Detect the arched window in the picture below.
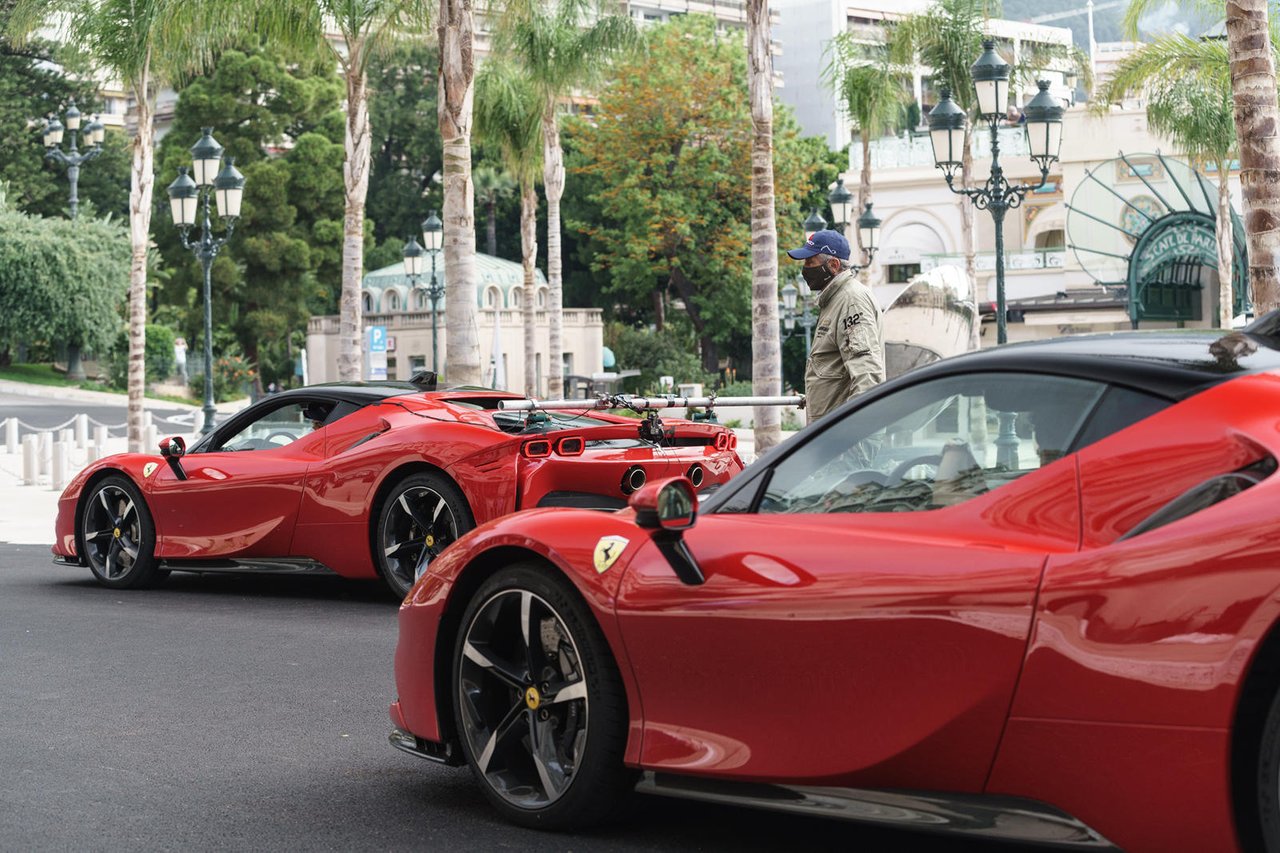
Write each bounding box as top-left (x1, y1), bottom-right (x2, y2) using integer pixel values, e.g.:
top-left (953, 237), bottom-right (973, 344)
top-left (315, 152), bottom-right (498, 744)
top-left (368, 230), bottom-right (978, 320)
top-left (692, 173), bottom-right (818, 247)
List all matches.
top-left (385, 290), bottom-right (400, 311)
top-left (1035, 228), bottom-right (1066, 250)
top-left (536, 288), bottom-right (547, 308)
top-left (511, 288), bottom-right (522, 308)
top-left (485, 286), bottom-right (501, 309)
top-left (416, 289), bottom-right (429, 310)
top-left (362, 292), bottom-right (374, 313)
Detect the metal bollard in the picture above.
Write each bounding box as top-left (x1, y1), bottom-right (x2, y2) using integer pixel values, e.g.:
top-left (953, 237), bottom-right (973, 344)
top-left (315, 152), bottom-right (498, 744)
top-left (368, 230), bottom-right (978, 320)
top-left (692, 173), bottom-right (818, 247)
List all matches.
top-left (51, 441), bottom-right (68, 491)
top-left (75, 414), bottom-right (88, 449)
top-left (94, 425), bottom-right (109, 451)
top-left (22, 435), bottom-right (38, 485)
top-left (4, 418), bottom-right (16, 454)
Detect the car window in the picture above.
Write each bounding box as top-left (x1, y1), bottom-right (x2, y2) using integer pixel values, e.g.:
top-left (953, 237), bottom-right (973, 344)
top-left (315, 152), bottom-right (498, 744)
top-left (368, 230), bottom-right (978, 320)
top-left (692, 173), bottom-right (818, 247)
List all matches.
top-left (213, 401), bottom-right (333, 452)
top-left (1069, 385), bottom-right (1169, 452)
top-left (757, 373), bottom-right (1108, 515)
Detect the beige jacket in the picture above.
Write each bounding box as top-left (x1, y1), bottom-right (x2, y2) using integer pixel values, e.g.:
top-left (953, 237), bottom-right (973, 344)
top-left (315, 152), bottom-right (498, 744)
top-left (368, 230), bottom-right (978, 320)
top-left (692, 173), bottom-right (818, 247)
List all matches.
top-left (803, 269), bottom-right (885, 421)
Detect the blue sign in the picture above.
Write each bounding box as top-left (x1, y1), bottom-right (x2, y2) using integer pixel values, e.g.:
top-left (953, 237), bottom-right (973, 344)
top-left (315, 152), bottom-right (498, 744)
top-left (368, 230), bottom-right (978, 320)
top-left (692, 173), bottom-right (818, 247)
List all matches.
top-left (368, 325), bottom-right (388, 353)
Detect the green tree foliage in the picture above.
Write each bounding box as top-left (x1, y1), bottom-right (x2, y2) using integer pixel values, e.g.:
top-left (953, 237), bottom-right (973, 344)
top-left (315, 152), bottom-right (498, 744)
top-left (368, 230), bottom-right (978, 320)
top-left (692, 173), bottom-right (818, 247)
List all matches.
top-left (566, 14), bottom-right (826, 376)
top-left (153, 45), bottom-right (346, 389)
top-left (604, 321), bottom-right (714, 393)
top-left (367, 39), bottom-right (443, 254)
top-left (0, 205), bottom-right (127, 362)
top-left (0, 7), bottom-right (129, 218)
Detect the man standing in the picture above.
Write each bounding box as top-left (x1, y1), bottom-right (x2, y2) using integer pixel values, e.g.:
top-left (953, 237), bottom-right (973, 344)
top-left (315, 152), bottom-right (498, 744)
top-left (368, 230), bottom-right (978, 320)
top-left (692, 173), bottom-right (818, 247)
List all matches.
top-left (786, 229), bottom-right (885, 421)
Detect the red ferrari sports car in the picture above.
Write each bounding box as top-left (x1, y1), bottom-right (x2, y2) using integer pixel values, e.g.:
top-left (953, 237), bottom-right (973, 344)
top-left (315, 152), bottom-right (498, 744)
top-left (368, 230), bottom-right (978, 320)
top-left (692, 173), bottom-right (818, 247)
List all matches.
top-left (51, 379), bottom-right (742, 598)
top-left (390, 321), bottom-right (1280, 852)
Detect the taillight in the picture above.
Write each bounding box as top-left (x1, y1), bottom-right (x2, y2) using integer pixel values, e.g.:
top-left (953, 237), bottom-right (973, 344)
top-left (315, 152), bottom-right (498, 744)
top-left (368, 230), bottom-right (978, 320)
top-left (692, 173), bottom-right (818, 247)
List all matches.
top-left (728, 434), bottom-right (738, 450)
top-left (556, 436), bottom-right (584, 456)
top-left (522, 439), bottom-right (551, 458)
top-left (714, 432), bottom-right (729, 451)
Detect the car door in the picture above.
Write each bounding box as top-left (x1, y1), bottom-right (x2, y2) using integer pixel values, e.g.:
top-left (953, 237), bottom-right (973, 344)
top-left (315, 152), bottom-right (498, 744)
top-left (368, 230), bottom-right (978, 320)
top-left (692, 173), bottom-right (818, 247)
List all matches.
top-left (614, 371), bottom-right (1106, 792)
top-left (148, 398), bottom-right (333, 559)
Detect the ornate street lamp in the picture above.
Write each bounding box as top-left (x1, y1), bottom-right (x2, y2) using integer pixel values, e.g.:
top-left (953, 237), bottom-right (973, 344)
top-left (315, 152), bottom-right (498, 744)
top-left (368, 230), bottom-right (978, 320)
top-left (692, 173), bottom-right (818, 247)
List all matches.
top-left (827, 178), bottom-right (854, 230)
top-left (418, 210), bottom-right (445, 374)
top-left (802, 208), bottom-right (827, 241)
top-left (927, 40), bottom-right (1065, 344)
top-left (42, 98), bottom-right (104, 221)
top-left (779, 278), bottom-right (818, 352)
top-left (167, 128), bottom-right (244, 436)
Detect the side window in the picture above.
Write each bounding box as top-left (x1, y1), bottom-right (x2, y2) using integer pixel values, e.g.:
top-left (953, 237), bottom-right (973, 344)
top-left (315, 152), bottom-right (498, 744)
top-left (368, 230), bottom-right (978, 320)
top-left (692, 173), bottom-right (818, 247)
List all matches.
top-left (213, 401), bottom-right (334, 452)
top-left (757, 373), bottom-right (1107, 515)
top-left (1070, 385), bottom-right (1169, 452)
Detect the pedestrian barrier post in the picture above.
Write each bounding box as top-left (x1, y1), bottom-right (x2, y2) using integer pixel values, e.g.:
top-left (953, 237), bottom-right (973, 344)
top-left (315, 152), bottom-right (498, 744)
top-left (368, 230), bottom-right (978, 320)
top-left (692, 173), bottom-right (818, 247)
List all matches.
top-left (75, 414), bottom-right (88, 449)
top-left (38, 431), bottom-right (51, 475)
top-left (144, 424), bottom-right (158, 453)
top-left (4, 418), bottom-right (16, 454)
top-left (94, 425), bottom-right (108, 450)
top-left (51, 441), bottom-right (68, 491)
top-left (22, 435), bottom-right (38, 485)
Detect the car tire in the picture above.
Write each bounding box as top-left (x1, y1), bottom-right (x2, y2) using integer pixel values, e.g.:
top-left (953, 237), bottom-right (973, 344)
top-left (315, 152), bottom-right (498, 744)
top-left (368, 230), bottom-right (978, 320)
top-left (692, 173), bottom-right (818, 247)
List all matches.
top-left (375, 471), bottom-right (474, 600)
top-left (1258, 686), bottom-right (1280, 851)
top-left (451, 564), bottom-right (633, 829)
top-left (79, 474), bottom-right (167, 589)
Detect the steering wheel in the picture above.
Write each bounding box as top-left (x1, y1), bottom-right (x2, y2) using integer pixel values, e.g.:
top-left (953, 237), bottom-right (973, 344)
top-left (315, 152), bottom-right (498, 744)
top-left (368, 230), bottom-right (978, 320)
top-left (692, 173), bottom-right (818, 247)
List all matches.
top-left (264, 430), bottom-right (299, 446)
top-left (889, 454), bottom-right (942, 483)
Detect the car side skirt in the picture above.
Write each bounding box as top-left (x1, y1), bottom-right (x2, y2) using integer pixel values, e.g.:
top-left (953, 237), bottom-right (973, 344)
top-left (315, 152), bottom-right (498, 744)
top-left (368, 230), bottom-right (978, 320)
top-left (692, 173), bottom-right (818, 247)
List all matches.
top-left (635, 772), bottom-right (1117, 849)
top-left (156, 557), bottom-right (336, 575)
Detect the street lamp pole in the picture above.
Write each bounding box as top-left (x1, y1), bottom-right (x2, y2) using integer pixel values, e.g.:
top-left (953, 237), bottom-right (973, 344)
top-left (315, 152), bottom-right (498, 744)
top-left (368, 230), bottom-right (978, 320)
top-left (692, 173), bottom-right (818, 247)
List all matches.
top-left (42, 100), bottom-right (105, 221)
top-left (167, 128), bottom-right (245, 435)
top-left (420, 210), bottom-right (444, 375)
top-left (927, 41), bottom-right (1064, 345)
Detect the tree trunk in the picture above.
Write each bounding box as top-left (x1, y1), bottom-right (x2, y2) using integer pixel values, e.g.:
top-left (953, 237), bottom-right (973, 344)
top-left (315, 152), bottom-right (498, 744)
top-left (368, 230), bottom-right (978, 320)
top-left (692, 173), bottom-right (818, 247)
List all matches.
top-left (126, 65), bottom-right (155, 453)
top-left (961, 126), bottom-right (980, 351)
top-left (858, 127), bottom-right (873, 284)
top-left (652, 288), bottom-right (665, 331)
top-left (439, 0), bottom-right (481, 386)
top-left (1226, 0), bottom-right (1280, 314)
top-left (520, 176), bottom-right (538, 397)
top-left (747, 0), bottom-right (781, 454)
top-left (1217, 162), bottom-right (1236, 329)
top-left (339, 57), bottom-right (372, 382)
top-left (542, 101), bottom-right (565, 399)
top-left (486, 197), bottom-right (498, 257)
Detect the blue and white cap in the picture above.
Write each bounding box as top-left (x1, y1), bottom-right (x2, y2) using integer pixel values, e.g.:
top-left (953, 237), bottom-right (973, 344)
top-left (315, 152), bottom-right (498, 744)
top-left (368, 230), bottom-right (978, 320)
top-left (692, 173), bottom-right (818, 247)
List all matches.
top-left (786, 229), bottom-right (850, 261)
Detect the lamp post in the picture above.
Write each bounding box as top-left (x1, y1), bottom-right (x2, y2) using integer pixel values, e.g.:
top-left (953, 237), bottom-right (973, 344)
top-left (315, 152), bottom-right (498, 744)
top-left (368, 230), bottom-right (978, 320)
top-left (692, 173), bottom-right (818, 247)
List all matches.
top-left (927, 40), bottom-right (1064, 345)
top-left (167, 128), bottom-right (245, 435)
top-left (779, 278), bottom-right (818, 351)
top-left (803, 208), bottom-right (827, 240)
top-left (42, 99), bottom-right (105, 221)
top-left (418, 210), bottom-right (445, 374)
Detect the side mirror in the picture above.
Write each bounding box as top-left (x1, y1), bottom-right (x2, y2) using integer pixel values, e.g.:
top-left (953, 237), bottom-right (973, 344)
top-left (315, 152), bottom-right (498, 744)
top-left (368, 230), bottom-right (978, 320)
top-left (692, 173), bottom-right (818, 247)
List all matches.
top-left (631, 477), bottom-right (698, 530)
top-left (159, 435), bottom-right (188, 481)
top-left (630, 477), bottom-right (703, 585)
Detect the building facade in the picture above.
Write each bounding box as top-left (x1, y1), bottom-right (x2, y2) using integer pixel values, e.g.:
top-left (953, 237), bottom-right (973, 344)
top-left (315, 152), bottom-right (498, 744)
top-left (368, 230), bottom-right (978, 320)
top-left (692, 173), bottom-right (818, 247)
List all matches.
top-left (306, 253), bottom-right (605, 395)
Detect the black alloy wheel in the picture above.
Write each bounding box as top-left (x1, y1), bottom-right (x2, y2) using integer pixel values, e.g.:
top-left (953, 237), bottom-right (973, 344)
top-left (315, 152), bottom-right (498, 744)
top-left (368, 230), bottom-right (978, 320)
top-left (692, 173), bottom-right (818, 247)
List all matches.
top-left (79, 475), bottom-right (166, 589)
top-left (1257, 686), bottom-right (1280, 851)
top-left (376, 472), bottom-right (473, 599)
top-left (452, 565), bottom-right (632, 828)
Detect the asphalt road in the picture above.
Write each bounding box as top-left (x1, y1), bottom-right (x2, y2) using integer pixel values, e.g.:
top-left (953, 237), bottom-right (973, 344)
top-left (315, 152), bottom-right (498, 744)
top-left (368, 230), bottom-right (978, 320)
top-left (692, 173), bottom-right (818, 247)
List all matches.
top-left (1, 545), bottom-right (1005, 851)
top-left (0, 389), bottom-right (202, 436)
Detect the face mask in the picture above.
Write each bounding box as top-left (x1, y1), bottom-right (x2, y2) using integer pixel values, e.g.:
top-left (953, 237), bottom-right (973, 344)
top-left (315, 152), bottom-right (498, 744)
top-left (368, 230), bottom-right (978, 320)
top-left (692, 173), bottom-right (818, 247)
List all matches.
top-left (801, 263), bottom-right (836, 290)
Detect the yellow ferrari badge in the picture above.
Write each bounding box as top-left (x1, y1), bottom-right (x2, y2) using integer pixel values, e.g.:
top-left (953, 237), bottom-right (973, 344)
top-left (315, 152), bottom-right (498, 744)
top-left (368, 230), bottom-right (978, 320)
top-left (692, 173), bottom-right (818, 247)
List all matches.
top-left (593, 535), bottom-right (629, 574)
top-left (143, 462), bottom-right (158, 478)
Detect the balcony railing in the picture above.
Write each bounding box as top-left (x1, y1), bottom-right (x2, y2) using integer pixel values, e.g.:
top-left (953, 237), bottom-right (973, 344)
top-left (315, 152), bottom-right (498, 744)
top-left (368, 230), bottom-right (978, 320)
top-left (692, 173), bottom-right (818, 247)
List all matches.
top-left (850, 126), bottom-right (1031, 171)
top-left (920, 248), bottom-right (1066, 273)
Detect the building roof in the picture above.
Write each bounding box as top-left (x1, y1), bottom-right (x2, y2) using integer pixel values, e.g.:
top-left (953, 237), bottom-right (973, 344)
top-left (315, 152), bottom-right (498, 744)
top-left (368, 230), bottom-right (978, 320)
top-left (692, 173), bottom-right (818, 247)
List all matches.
top-left (362, 252), bottom-right (548, 309)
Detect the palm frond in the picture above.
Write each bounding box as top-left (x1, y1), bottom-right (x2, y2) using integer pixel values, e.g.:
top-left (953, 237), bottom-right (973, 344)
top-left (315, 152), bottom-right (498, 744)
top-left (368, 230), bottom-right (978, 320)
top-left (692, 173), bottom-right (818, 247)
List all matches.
top-left (1096, 33), bottom-right (1230, 108)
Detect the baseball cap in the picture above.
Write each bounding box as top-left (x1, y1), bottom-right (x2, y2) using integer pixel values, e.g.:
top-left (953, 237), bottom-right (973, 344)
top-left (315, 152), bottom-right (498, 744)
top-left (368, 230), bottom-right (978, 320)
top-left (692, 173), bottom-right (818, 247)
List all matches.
top-left (786, 229), bottom-right (850, 260)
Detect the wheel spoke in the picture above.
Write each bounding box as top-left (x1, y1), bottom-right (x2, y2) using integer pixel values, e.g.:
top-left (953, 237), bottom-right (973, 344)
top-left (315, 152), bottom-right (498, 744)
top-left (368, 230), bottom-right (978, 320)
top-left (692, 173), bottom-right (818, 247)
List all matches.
top-left (546, 679), bottom-right (586, 705)
top-left (118, 499), bottom-right (135, 524)
top-left (463, 640), bottom-right (526, 689)
top-left (432, 499), bottom-right (447, 523)
top-left (119, 535), bottom-right (139, 560)
top-left (383, 539), bottom-right (423, 560)
top-left (98, 489), bottom-right (113, 514)
top-left (528, 715), bottom-right (565, 798)
top-left (477, 701), bottom-right (527, 773)
top-left (105, 539), bottom-right (121, 578)
top-left (397, 492), bottom-right (434, 530)
top-left (85, 528), bottom-right (112, 542)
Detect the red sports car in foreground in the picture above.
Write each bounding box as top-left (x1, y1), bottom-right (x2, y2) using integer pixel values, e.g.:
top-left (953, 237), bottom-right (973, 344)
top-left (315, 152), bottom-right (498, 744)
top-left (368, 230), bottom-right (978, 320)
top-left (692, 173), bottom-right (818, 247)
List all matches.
top-left (391, 322), bottom-right (1280, 852)
top-left (51, 379), bottom-right (742, 597)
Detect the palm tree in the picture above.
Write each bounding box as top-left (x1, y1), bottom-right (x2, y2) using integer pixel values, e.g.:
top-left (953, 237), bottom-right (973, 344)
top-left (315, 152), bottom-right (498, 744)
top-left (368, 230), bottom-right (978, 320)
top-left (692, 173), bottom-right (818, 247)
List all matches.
top-left (438, 0), bottom-right (481, 385)
top-left (475, 59), bottom-right (543, 397)
top-left (498, 0), bottom-right (637, 399)
top-left (472, 165), bottom-right (516, 258)
top-left (746, 0), bottom-right (782, 453)
top-left (824, 33), bottom-right (907, 261)
top-left (1123, 0), bottom-right (1280, 314)
top-left (8, 0), bottom-right (244, 452)
top-left (1097, 34), bottom-right (1238, 327)
top-left (257, 0), bottom-right (431, 382)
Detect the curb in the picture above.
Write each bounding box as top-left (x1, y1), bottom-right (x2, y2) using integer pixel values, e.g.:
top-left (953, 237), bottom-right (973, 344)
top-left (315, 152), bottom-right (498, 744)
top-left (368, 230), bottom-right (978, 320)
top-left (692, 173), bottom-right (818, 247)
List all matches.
top-left (0, 379), bottom-right (249, 414)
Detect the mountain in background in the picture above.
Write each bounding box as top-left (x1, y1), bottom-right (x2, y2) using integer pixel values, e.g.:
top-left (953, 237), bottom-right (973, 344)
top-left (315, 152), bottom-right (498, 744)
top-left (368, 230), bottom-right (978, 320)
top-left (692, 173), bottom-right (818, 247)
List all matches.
top-left (1002, 0), bottom-right (1217, 48)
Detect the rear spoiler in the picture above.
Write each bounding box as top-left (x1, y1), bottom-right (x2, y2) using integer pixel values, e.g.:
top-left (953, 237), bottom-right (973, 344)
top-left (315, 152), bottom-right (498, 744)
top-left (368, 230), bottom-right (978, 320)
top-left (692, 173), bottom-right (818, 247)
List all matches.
top-left (498, 394), bottom-right (805, 412)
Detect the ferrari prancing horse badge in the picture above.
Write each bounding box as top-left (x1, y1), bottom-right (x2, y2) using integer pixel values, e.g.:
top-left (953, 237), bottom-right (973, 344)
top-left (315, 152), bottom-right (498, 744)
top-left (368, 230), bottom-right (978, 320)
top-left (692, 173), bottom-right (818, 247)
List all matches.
top-left (593, 535), bottom-right (629, 574)
top-left (143, 462), bottom-right (158, 478)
